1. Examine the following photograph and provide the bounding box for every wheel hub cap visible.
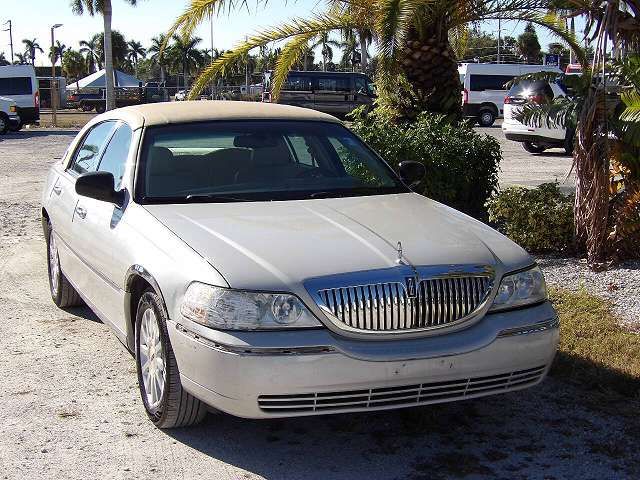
[49,234,60,297]
[139,308,165,410]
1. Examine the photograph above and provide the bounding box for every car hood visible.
[143,193,532,291]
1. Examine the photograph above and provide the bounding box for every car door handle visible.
[52,185,62,195]
[75,206,87,219]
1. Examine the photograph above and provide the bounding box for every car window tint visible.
[0,77,32,95]
[70,122,116,174]
[317,76,350,92]
[287,136,316,166]
[97,123,132,189]
[469,74,514,91]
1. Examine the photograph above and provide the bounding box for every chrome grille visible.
[311,270,493,333]
[258,366,546,413]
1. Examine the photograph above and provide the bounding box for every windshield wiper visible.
[184,193,256,202]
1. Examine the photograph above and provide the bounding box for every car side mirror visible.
[398,161,426,190]
[75,171,125,207]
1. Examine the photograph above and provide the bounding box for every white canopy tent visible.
[67,69,142,90]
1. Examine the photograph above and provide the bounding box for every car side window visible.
[69,122,117,175]
[97,123,133,190]
[287,135,316,166]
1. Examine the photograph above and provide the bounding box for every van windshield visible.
[138,121,408,203]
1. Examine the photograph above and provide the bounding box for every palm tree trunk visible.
[102,0,116,111]
[358,30,368,72]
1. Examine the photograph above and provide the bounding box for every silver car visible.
[41,101,558,428]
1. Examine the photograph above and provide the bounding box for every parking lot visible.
[0,127,636,480]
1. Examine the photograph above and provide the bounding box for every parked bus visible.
[262,70,375,117]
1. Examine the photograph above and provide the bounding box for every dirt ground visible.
[0,129,637,480]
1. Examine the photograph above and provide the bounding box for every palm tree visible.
[312,32,340,71]
[339,29,359,70]
[70,0,139,111]
[167,0,584,118]
[0,52,10,66]
[13,53,28,65]
[127,40,147,76]
[50,40,66,64]
[80,34,102,73]
[148,34,169,83]
[167,34,204,90]
[22,39,43,66]
[62,49,87,90]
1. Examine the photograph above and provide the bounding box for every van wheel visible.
[522,141,546,154]
[8,121,22,132]
[478,110,496,127]
[0,113,8,134]
[135,290,207,429]
[95,103,106,114]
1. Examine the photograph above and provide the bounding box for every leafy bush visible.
[487,183,575,253]
[349,108,501,219]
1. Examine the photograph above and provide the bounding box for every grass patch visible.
[550,287,640,399]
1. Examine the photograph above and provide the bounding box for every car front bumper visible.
[167,301,559,418]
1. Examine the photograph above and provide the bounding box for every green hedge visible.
[349,109,501,219]
[487,183,575,253]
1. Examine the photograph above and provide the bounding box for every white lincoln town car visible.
[41,101,558,428]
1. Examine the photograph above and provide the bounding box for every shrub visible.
[487,183,575,253]
[349,108,501,219]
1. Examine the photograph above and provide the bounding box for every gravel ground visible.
[1,128,639,480]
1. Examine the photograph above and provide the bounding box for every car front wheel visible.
[135,290,207,428]
[522,141,546,154]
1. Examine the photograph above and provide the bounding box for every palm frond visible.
[620,89,640,123]
[272,33,317,101]
[516,97,580,130]
[449,24,469,59]
[188,11,354,99]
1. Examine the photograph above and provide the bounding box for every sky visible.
[1,0,583,67]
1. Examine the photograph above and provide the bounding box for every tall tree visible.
[62,49,87,90]
[50,40,66,64]
[312,32,340,71]
[127,40,147,76]
[80,34,102,73]
[13,53,28,65]
[71,0,139,111]
[167,34,204,89]
[22,39,43,66]
[517,22,542,63]
[96,30,129,70]
[148,34,169,83]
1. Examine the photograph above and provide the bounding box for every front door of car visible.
[71,122,133,336]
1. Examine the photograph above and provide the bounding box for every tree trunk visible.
[358,30,368,72]
[102,0,116,111]
[395,32,462,121]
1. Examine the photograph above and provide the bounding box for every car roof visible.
[95,100,342,129]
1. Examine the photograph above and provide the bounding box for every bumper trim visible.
[497,317,559,338]
[175,323,336,356]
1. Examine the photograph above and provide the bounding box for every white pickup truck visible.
[0,96,20,134]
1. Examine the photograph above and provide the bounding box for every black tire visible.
[478,109,496,127]
[8,121,22,132]
[95,103,106,114]
[522,141,546,154]
[135,290,206,428]
[46,221,84,308]
[0,113,8,134]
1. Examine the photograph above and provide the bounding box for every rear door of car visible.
[71,122,134,334]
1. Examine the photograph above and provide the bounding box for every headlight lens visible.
[180,282,323,330]
[489,266,547,312]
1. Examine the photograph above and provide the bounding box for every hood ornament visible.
[396,241,404,265]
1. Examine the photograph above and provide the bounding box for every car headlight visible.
[180,282,323,330]
[489,266,547,312]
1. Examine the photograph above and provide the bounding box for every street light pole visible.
[50,24,63,128]
[2,20,13,63]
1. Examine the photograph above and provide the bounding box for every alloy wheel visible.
[49,233,60,297]
[138,307,166,411]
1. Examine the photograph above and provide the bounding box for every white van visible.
[0,65,39,130]
[459,63,562,126]
[0,96,21,134]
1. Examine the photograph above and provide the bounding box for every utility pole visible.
[210,15,214,99]
[245,35,249,98]
[51,24,63,128]
[2,20,14,63]
[569,16,575,65]
[497,19,501,64]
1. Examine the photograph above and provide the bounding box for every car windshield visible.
[138,120,408,203]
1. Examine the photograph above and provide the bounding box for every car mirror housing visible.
[75,171,124,206]
[398,161,426,190]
